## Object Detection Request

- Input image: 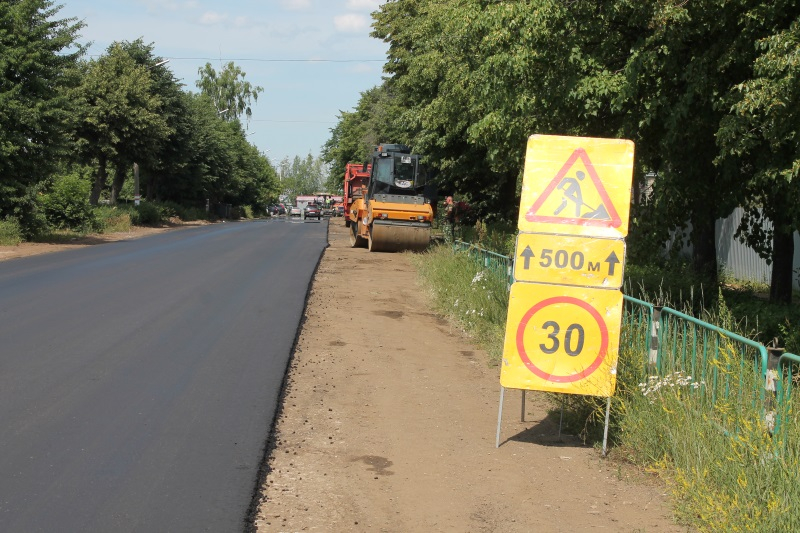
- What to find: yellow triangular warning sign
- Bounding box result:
[525,148,621,228]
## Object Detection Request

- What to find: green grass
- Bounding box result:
[93,206,133,233]
[31,229,88,243]
[0,217,23,245]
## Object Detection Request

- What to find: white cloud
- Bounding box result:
[346,0,381,9]
[198,11,228,25]
[281,0,311,10]
[334,13,368,33]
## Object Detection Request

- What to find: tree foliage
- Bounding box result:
[322,85,401,190]
[0,3,280,238]
[74,42,171,204]
[716,10,800,303]
[341,0,800,302]
[0,0,84,234]
[196,61,264,123]
[281,154,328,200]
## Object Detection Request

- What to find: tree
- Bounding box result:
[281,154,328,200]
[716,11,800,303]
[322,85,401,191]
[367,0,800,289]
[74,42,171,204]
[155,93,277,212]
[0,0,84,234]
[196,62,263,123]
[370,0,634,221]
[115,39,187,204]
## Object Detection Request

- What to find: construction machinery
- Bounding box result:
[347,144,433,252]
[343,162,371,228]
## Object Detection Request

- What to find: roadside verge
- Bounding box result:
[253,221,685,532]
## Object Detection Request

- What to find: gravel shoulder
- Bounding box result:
[253,221,685,532]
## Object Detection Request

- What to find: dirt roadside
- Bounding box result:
[0,221,202,263]
[252,221,685,532]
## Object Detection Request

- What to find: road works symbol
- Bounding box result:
[500,283,622,396]
[517,135,634,238]
[514,233,625,289]
[525,148,621,228]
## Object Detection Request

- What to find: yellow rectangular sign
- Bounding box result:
[518,135,634,238]
[500,282,622,397]
[514,233,625,289]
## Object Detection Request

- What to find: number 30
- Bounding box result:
[540,321,585,356]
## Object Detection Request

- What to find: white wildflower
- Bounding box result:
[638,371,705,398]
[471,271,487,285]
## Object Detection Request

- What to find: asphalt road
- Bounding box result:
[0,217,328,532]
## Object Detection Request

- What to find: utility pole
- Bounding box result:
[134,163,140,206]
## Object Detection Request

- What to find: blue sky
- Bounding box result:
[57,0,388,166]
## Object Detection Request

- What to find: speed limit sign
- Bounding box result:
[500,283,622,396]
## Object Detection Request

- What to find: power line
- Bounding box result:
[80,55,384,63]
[252,119,337,124]
[173,57,384,63]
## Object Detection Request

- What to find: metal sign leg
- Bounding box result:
[496,387,505,448]
[602,396,612,457]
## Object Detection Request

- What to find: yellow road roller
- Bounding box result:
[348,144,433,252]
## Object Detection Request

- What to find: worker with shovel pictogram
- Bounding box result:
[553,171,610,220]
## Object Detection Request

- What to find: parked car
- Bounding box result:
[321,206,334,217]
[334,205,345,217]
[304,204,322,220]
[267,204,286,216]
[289,205,302,217]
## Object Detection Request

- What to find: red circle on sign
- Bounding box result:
[515,296,609,383]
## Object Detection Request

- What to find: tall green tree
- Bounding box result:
[196,62,263,123]
[74,42,171,204]
[0,0,84,233]
[159,93,277,211]
[616,1,758,284]
[115,39,187,203]
[716,9,800,303]
[371,0,635,220]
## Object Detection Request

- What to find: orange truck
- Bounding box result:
[343,163,370,227]
[346,144,433,252]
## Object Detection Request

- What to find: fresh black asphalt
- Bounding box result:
[0,218,327,532]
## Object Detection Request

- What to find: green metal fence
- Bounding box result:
[776,352,800,440]
[625,301,773,435]
[453,240,514,287]
[457,239,799,443]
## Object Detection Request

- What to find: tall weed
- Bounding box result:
[615,293,800,531]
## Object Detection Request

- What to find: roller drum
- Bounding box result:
[368,221,430,252]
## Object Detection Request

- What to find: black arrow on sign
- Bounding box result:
[605,251,620,275]
[520,246,535,270]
